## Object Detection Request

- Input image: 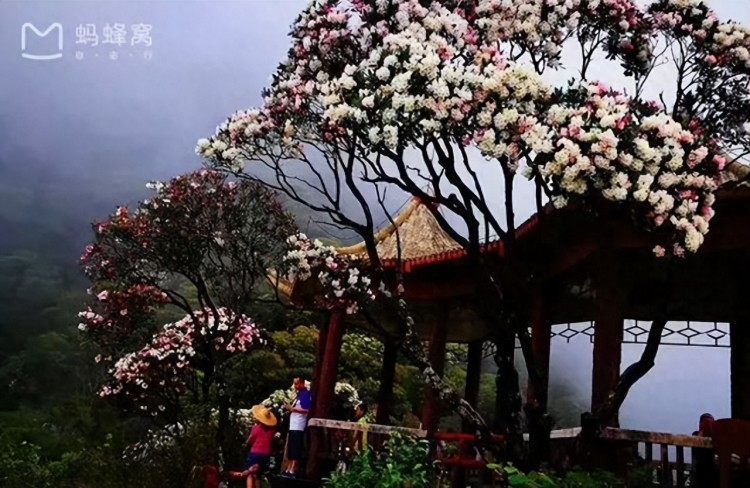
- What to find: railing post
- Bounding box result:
[675,446,685,487]
[660,444,671,487]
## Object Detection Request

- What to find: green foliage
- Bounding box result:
[0,404,133,488]
[560,469,626,487]
[0,331,96,409]
[487,464,647,488]
[325,433,436,488]
[488,463,559,488]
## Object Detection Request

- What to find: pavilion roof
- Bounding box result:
[335,198,462,265]
[271,162,750,306]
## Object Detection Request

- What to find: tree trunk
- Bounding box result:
[216,381,229,470]
[421,320,447,433]
[376,336,398,425]
[463,341,483,433]
[493,331,524,460]
[593,319,668,426]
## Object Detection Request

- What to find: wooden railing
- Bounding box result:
[307,418,427,437]
[307,419,506,472]
[308,420,716,487]
[546,427,713,487]
[307,418,426,463]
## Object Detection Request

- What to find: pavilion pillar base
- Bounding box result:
[307,309,345,480]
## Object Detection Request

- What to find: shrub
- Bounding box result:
[324,433,436,488]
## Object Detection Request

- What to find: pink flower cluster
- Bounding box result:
[284,233,377,314]
[101,318,196,412]
[100,308,264,413]
[77,284,169,337]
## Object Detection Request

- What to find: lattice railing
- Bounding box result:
[482,320,730,359]
[552,320,730,348]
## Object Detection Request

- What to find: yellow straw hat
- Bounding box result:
[251,404,277,427]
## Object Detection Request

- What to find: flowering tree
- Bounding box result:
[78,169,296,454]
[198,0,750,459]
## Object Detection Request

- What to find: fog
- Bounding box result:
[0,0,746,437]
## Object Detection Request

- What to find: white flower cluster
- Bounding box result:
[284,233,376,314]
[476,0,581,66]
[284,233,335,282]
[334,381,361,408]
[195,0,739,258]
[315,1,480,148]
[475,0,646,70]
[122,423,185,463]
[533,82,719,255]
[652,0,750,71]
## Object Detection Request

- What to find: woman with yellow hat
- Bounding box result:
[242,404,278,488]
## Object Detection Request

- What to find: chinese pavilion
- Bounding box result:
[274,162,750,477]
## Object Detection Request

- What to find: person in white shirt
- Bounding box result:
[281,377,311,477]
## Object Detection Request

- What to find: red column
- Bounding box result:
[421,320,447,432]
[307,309,345,479]
[376,336,398,425]
[310,319,330,419]
[527,288,551,409]
[591,253,624,425]
[462,340,483,432]
[730,321,750,420]
[526,287,554,467]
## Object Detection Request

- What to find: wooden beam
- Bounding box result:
[543,239,598,280]
[402,279,476,300]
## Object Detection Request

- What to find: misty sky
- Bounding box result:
[1,0,748,437]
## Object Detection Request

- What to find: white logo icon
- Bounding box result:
[21,23,63,60]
